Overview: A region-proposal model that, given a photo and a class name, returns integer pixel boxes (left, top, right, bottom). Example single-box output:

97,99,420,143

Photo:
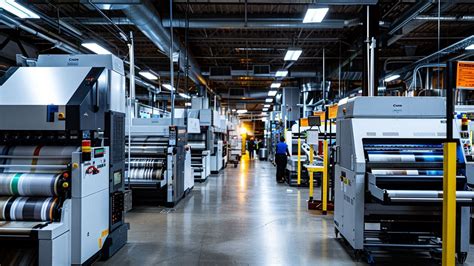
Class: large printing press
187,98,228,179
125,117,195,206
0,54,128,265
334,97,474,263
187,109,213,182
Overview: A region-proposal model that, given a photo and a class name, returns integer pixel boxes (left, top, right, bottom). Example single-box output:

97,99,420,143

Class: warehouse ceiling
1,0,474,114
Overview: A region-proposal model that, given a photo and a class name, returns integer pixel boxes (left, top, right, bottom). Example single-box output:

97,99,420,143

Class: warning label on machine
457,61,474,89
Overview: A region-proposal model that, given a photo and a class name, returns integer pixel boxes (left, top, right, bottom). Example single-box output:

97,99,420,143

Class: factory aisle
100,157,474,265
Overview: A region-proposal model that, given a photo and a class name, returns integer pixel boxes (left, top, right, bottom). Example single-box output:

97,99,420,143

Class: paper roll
0,196,58,221
0,173,62,196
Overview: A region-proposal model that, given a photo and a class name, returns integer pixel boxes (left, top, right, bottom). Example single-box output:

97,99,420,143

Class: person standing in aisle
275,136,290,183
248,138,256,160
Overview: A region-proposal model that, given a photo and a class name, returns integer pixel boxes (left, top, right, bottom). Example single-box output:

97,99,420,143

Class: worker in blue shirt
275,136,290,183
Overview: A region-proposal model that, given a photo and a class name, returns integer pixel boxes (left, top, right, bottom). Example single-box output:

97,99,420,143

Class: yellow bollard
442,142,456,266
322,140,328,215
309,145,314,200
297,138,301,185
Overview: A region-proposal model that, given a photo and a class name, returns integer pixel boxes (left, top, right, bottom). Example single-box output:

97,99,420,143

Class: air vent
253,65,270,75
210,67,232,79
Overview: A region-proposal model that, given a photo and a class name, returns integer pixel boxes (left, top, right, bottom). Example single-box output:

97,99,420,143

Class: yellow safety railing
322,140,328,214
442,142,456,266
309,144,314,200
297,138,301,185
307,139,329,215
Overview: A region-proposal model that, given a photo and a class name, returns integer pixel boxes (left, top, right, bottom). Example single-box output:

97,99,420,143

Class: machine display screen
94,148,105,158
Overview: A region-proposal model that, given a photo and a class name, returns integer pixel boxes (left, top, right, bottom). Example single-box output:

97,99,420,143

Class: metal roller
0,146,77,173
367,153,443,163
371,169,443,176
0,196,59,222
0,173,63,197
128,158,164,168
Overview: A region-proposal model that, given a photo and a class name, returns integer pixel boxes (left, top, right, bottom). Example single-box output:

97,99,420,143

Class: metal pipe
366,6,370,96
121,0,210,91
161,18,349,29
129,32,136,117
388,0,433,35
322,48,326,105
386,35,474,84
170,0,175,126
0,13,81,54
369,37,376,96
69,17,351,29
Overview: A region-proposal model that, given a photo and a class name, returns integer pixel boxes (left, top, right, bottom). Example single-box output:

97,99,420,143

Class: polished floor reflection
101,156,474,265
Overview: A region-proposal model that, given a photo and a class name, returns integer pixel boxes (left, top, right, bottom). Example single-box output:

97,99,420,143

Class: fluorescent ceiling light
179,93,191,99
235,48,272,51
265,98,274,103
262,108,269,112
231,109,237,112
303,7,329,23
268,90,278,97
466,44,474,50
237,109,248,114
275,70,288,77
270,82,281,88
139,71,158,81
284,48,303,61
81,42,111,55
263,104,271,108
0,0,40,19
384,74,401,82
162,84,176,91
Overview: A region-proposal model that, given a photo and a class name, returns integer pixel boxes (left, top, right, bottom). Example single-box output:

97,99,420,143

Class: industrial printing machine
0,54,127,265
334,97,474,263
187,109,211,182
126,118,193,206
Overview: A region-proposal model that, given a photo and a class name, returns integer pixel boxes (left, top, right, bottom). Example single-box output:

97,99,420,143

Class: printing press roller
0,173,66,197
0,146,75,222
0,196,59,221
127,158,165,180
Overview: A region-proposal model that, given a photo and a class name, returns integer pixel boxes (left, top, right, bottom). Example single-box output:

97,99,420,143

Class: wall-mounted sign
457,61,474,89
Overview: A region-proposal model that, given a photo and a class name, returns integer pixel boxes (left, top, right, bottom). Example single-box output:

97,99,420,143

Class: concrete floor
101,157,474,265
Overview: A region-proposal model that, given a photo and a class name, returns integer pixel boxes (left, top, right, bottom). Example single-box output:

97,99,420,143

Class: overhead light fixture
284,48,303,61
466,44,474,50
235,47,273,51
303,7,329,23
0,0,40,19
237,109,248,114
172,52,180,62
275,70,288,77
384,74,401,82
179,93,191,99
162,84,176,91
265,98,274,103
262,108,269,112
81,42,111,55
268,90,278,97
139,71,158,81
231,109,237,112
270,82,281,88
264,104,271,108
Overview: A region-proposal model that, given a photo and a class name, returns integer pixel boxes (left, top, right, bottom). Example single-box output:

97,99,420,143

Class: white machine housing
334,97,474,260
